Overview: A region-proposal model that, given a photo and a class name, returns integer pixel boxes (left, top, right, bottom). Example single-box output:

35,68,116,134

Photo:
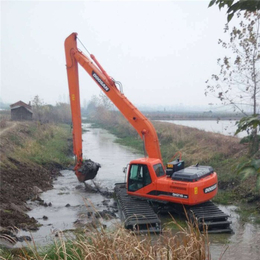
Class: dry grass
0,117,7,128
2,218,211,260
153,121,245,165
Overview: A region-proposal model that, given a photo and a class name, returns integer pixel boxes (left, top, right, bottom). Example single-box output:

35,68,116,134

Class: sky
1,0,234,109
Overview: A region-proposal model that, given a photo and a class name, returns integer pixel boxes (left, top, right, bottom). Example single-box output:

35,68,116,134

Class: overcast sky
1,0,235,109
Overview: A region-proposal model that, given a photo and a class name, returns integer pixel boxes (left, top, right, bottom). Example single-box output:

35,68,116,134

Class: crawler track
187,201,232,233
115,183,232,234
115,183,161,233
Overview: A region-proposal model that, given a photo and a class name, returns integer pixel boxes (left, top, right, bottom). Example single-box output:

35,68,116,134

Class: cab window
128,164,152,192
153,163,165,177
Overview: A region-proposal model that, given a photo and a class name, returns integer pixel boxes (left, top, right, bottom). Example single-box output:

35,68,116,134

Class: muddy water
81,124,142,190
19,124,260,259
15,123,141,246
210,205,260,260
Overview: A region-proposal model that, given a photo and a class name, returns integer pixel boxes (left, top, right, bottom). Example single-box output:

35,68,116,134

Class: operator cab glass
153,163,165,177
128,164,152,192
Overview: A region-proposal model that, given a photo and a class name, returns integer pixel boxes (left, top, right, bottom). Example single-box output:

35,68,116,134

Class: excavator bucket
78,159,101,182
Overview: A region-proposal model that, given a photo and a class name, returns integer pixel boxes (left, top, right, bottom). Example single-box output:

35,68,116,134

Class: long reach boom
65,32,162,182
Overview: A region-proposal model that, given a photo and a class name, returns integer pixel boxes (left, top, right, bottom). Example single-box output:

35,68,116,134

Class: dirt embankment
0,121,72,233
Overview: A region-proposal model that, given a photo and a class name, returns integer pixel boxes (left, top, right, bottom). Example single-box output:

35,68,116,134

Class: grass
212,190,236,205
0,218,211,260
115,136,144,153
234,203,260,223
8,134,24,147
8,123,73,167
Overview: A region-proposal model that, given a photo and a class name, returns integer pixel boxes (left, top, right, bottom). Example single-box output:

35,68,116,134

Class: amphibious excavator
65,33,232,233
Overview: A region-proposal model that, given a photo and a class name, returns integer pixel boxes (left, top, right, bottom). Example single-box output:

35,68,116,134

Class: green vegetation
22,123,72,166
1,122,73,167
212,190,236,205
209,0,260,22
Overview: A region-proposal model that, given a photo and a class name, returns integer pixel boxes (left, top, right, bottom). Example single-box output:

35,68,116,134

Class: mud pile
0,159,62,230
0,122,67,231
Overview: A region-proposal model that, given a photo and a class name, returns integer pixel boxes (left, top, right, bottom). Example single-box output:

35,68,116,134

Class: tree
205,11,260,155
85,95,99,118
99,92,114,110
31,96,71,123
55,103,71,123
31,95,44,122
209,0,260,22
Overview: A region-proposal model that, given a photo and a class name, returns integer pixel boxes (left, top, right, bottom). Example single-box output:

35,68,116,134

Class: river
16,123,259,259
161,120,248,138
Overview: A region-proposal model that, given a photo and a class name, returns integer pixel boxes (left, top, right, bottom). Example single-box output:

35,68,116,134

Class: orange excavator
65,33,231,233
65,32,218,206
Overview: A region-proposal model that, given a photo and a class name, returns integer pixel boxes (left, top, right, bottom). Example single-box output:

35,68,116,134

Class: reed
1,218,211,260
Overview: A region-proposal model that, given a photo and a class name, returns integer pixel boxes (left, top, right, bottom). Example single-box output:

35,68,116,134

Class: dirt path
0,121,17,136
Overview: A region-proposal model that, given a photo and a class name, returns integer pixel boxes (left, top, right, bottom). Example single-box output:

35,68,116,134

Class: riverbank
0,121,73,233
141,110,243,121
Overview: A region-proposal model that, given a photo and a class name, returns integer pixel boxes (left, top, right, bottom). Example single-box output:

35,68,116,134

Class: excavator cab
127,158,165,194
126,157,218,206
128,164,152,192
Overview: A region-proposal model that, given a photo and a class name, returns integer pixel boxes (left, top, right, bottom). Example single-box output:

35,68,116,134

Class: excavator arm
65,32,162,182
